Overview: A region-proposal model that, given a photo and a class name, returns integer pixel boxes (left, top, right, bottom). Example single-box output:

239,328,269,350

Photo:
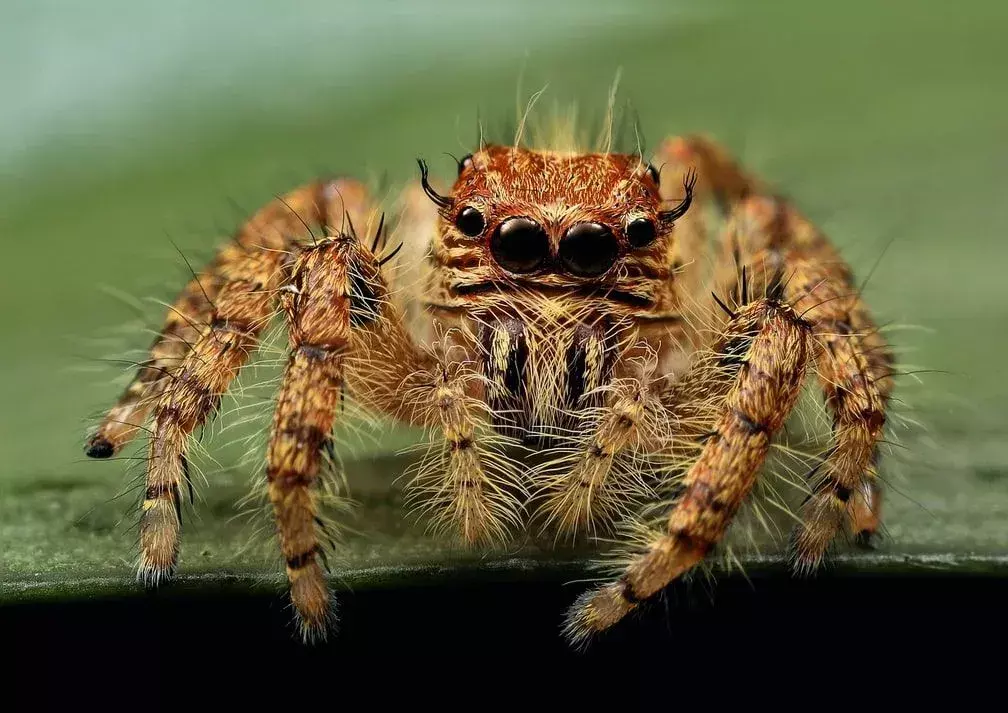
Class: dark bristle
181,453,194,505
378,242,403,267
370,213,386,253
711,292,737,319
417,158,453,209
172,484,182,527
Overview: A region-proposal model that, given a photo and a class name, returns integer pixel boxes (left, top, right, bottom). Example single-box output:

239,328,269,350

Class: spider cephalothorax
85,129,892,645
415,145,697,450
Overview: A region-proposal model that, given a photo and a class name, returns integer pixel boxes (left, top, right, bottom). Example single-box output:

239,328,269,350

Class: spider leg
656,134,767,210
84,261,220,458
715,195,893,569
106,180,372,585
564,299,814,645
660,136,893,566
351,184,522,547
267,227,393,642
139,246,283,584
85,179,370,457
267,183,521,636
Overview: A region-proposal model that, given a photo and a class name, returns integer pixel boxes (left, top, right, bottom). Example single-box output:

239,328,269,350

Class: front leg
266,230,385,642
265,191,521,638
564,299,814,644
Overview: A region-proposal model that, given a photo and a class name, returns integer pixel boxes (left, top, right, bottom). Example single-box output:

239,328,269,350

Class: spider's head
419,145,695,298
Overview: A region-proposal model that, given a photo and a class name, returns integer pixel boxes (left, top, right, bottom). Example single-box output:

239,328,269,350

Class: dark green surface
2,0,1007,602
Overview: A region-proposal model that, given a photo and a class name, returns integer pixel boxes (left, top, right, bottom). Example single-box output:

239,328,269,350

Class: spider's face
421,144,695,303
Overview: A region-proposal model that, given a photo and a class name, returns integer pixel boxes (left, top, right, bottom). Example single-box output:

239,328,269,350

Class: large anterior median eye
626,217,657,248
490,217,549,274
559,222,619,278
455,206,486,237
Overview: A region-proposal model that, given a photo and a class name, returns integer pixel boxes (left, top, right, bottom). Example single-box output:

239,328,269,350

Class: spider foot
562,583,637,650
290,563,337,645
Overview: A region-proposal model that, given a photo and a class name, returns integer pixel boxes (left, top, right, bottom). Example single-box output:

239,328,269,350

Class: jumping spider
85,131,892,644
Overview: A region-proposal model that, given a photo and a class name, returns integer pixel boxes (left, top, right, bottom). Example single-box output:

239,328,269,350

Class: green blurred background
2,0,1007,605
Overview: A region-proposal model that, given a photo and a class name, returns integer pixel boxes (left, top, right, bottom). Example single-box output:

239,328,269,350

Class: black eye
455,207,485,237
559,222,620,278
626,218,657,248
457,153,474,176
646,163,660,185
490,217,549,274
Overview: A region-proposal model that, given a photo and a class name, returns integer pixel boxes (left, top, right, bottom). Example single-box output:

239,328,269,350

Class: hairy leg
267,224,392,641
139,246,283,583
661,135,893,565
656,134,767,210
564,299,813,644
267,182,524,637
87,180,373,583
714,195,893,567
85,179,371,457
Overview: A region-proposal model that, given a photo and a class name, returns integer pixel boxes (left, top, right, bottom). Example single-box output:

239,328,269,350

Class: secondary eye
626,218,657,248
455,206,485,237
457,153,474,175
490,217,550,274
646,163,660,185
